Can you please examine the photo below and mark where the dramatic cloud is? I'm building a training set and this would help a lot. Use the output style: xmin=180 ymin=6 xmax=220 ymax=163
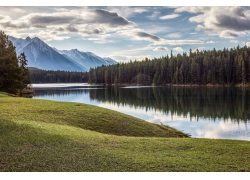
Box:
xmin=153 ymin=46 xmax=169 ymax=51
xmin=135 ymin=31 xmax=161 ymax=41
xmin=159 ymin=13 xmax=180 ymax=20
xmin=88 ymin=9 xmax=135 ymax=27
xmin=81 ymin=28 xmax=106 ymax=35
xmin=173 ymin=47 xmax=184 ymax=52
xmin=118 ymin=29 xmax=160 ymax=42
xmin=0 ymin=8 xmax=135 ymax=38
xmin=1 ymin=21 xmax=30 ymax=29
xmin=66 ymin=25 xmax=79 ymax=32
xmin=219 ymin=31 xmax=239 ymax=39
xmin=26 ymin=9 xmax=135 ymax=28
xmin=182 ymin=6 xmax=250 ymax=39
xmin=29 ymin=14 xmax=77 ymax=26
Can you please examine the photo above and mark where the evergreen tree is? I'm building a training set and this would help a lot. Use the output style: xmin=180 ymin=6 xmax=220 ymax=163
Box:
xmin=18 ymin=52 xmax=31 ymax=89
xmin=0 ymin=31 xmax=23 ymax=94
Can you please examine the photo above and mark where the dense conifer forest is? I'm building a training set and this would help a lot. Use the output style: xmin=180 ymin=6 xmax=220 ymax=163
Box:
xmin=88 ymin=46 xmax=250 ymax=86
xmin=28 ymin=68 xmax=89 ymax=83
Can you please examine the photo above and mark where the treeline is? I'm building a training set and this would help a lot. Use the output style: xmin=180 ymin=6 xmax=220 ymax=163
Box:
xmin=29 ymin=68 xmax=89 ymax=83
xmin=88 ymin=46 xmax=250 ymax=86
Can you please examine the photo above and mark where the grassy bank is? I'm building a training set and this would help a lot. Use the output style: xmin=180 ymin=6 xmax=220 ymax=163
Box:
xmin=0 ymin=92 xmax=250 ymax=172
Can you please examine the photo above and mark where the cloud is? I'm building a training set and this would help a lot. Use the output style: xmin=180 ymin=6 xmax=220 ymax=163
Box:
xmin=183 ymin=6 xmax=250 ymax=39
xmin=246 ymin=42 xmax=250 ymax=47
xmin=206 ymin=40 xmax=216 ymax=44
xmin=165 ymin=32 xmax=182 ymax=39
xmin=0 ymin=8 xmax=135 ymax=39
xmin=230 ymin=40 xmax=239 ymax=43
xmin=1 ymin=21 xmax=30 ymax=29
xmin=81 ymin=28 xmax=106 ymax=35
xmin=143 ymin=25 xmax=171 ymax=34
xmin=66 ymin=25 xmax=79 ymax=32
xmin=174 ymin=6 xmax=211 ymax=14
xmin=118 ymin=29 xmax=161 ymax=42
xmin=29 ymin=14 xmax=78 ymax=26
xmin=89 ymin=9 xmax=135 ymax=27
xmin=107 ymin=7 xmax=148 ymax=18
xmin=87 ymin=34 xmax=116 ymax=44
xmin=135 ymin=31 xmax=161 ymax=41
xmin=153 ymin=46 xmax=169 ymax=51
xmin=0 ymin=15 xmax=11 ymax=22
xmin=159 ymin=13 xmax=180 ymax=20
xmin=147 ymin=11 xmax=161 ymax=20
xmin=120 ymin=29 xmax=203 ymax=45
xmin=219 ymin=30 xmax=239 ymax=39
xmin=26 ymin=9 xmax=135 ymax=28
xmin=173 ymin=47 xmax=184 ymax=52
xmin=154 ymin=39 xmax=203 ymax=45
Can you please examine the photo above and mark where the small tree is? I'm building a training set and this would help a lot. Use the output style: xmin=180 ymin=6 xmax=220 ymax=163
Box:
xmin=18 ymin=52 xmax=31 ymax=89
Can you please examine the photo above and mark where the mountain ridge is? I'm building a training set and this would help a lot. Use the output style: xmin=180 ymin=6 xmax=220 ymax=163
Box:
xmin=9 ymin=36 xmax=117 ymax=72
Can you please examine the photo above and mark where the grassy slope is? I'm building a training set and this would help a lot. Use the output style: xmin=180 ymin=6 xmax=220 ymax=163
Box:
xmin=0 ymin=92 xmax=250 ymax=172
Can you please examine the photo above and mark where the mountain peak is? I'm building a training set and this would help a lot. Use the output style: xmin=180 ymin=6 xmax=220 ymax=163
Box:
xmin=70 ymin=48 xmax=79 ymax=52
xmin=32 ymin=37 xmax=41 ymax=42
xmin=26 ymin=36 xmax=31 ymax=41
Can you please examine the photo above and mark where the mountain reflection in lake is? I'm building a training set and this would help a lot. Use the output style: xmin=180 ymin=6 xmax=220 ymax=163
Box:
xmin=32 ymin=84 xmax=250 ymax=141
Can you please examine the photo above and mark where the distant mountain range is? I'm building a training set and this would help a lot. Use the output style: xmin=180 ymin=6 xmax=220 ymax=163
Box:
xmin=9 ymin=36 xmax=117 ymax=72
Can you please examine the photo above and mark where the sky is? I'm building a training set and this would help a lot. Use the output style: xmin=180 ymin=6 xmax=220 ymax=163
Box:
xmin=1 ymin=1 xmax=250 ymax=62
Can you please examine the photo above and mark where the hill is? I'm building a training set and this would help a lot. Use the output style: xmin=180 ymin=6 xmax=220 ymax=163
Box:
xmin=1 ymin=93 xmax=250 ymax=172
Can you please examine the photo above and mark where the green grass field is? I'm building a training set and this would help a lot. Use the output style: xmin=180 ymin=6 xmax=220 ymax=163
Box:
xmin=1 ymin=92 xmax=250 ymax=172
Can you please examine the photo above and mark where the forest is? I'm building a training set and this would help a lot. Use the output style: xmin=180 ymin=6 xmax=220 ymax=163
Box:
xmin=29 ymin=68 xmax=89 ymax=83
xmin=88 ymin=46 xmax=250 ymax=86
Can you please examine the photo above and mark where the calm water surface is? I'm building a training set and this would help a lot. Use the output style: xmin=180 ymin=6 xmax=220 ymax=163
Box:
xmin=31 ymin=83 xmax=250 ymax=141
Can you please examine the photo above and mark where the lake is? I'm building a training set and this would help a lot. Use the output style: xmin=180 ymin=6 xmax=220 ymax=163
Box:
xmin=31 ymin=83 xmax=250 ymax=141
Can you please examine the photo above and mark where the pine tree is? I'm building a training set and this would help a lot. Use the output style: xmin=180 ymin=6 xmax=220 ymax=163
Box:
xmin=18 ymin=52 xmax=31 ymax=89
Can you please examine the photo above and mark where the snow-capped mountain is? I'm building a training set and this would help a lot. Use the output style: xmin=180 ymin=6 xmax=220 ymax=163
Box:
xmin=9 ymin=36 xmax=117 ymax=72
xmin=56 ymin=49 xmax=117 ymax=70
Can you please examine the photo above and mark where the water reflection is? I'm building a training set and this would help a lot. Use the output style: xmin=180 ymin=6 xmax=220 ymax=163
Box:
xmin=32 ymin=85 xmax=250 ymax=141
